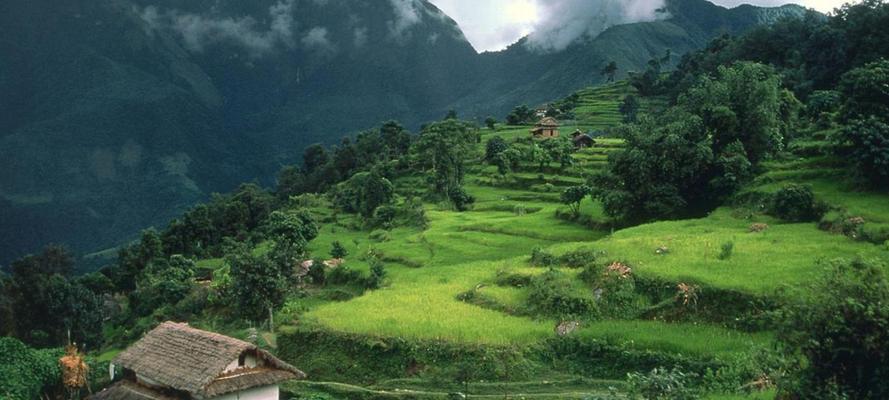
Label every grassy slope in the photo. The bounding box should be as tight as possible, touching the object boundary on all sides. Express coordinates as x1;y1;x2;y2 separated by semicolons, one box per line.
213;81;885;398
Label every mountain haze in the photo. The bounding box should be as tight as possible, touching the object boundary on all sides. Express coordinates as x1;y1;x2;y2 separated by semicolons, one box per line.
0;0;806;264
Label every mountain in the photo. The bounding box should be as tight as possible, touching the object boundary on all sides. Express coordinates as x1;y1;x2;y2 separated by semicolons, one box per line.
0;0;806;265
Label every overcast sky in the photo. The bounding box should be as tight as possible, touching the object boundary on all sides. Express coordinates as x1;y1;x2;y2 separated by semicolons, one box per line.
430;0;853;52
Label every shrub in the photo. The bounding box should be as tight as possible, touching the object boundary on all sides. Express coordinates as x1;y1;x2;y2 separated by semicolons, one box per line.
560;248;602;268
834;117;889;187
718;241;734;260
775;258;889;399
326;265;365;286
365;259;387;289
449;186;475;212
330;241;348;259
526;269;597;318
769;184;824;222
530;247;558;267
369;229;391;242
373;205;397;228
627;367;700;400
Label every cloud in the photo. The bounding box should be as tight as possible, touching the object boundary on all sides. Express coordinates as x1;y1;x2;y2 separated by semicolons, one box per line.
387;0;423;41
526;0;668;52
353;27;369;47
138;0;298;57
302;26;335;53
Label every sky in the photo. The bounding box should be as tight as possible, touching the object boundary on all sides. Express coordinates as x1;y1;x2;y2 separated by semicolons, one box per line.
430;0;853;52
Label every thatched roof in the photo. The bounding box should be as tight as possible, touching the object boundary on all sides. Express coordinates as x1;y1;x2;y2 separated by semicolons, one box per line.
90;380;183;400
535;117;559;127
112;322;304;398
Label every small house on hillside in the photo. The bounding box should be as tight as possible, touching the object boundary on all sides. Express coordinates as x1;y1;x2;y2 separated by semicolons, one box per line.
534;106;548;118
571;129;595;148
531;117;560;138
91;321;305;400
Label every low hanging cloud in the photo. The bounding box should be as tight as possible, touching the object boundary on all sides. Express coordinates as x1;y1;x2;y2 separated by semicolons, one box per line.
387;0;424;41
526;0;669;52
138;0;299;56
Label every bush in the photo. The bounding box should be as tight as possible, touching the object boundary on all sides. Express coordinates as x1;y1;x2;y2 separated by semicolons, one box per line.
530;247;558;267
526;269;597;318
627;367;700;400
327;265;365;286
769;184;824;222
373;205;397;228
448;186;475;211
330;241;348;259
775;258;889;399
718;241;734;260
365;259;387;290
835;117;889;187
369;229;391;242
560;248;603;268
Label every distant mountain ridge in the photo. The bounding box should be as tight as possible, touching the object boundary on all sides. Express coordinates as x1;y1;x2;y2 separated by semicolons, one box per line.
0;0;807;264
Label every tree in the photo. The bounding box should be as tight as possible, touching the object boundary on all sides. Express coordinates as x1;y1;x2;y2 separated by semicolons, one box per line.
330;241;348;259
302;144;329;174
835;116;889;187
484;136;508;162
226;244;287;324
266;209;318;266
275;165;307;200
379;120;412;159
620;95;640;123
680;62;786;164
601;61;618;82
361;168;395;218
591;113;714;223
561;185;590;216
413;119;478;200
506;105;535;125
366;257;386;289
484;116;497;130
776;258;889;399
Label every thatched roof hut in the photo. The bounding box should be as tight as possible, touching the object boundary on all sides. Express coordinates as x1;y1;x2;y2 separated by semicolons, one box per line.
91;322;305;400
531;117;560;138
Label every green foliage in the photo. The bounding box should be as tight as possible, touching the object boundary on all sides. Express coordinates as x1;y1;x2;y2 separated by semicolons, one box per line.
448;186;475;212
330;241;348;259
5;245;103;347
769;184;824;222
601;61;618;83
366;257;386;290
526;269;597;319
717;241;734;261
484;116;497;130
334;170;395;218
838;58;889;122
775;258;889;399
0;337;62;400
591;112;714;222
226;243;289;321
680;62;786;164
620;95;640;123
303;144;330;174
506;105;535;125
130;255;196;316
834;116;889;187
530;247;557;267
627;367;700;400
484;136;508;162
414;119;479;199
561;185;590;216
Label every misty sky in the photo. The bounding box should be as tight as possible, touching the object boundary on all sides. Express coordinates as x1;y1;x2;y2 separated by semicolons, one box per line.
430;0;853;52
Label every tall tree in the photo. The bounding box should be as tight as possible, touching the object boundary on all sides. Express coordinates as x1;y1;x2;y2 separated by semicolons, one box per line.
601;61;618;82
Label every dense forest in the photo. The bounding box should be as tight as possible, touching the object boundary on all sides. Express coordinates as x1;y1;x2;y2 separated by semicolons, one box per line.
2;1;889;399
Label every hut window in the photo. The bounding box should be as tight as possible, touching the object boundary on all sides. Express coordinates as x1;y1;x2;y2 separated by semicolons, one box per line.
238;353;246;367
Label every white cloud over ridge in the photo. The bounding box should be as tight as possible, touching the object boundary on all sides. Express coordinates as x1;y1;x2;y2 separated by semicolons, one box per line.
526;0;668;52
430;0;851;53
138;0;300;56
